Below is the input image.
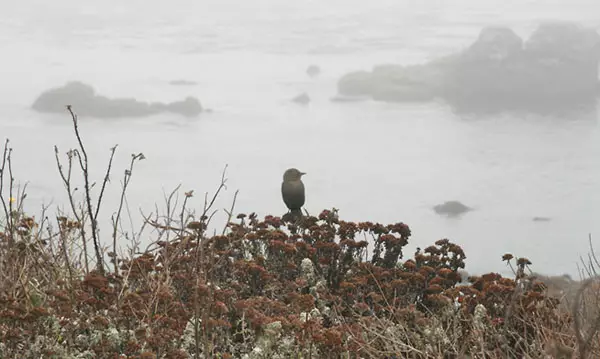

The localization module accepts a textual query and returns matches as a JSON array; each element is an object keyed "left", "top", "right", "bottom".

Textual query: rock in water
[
  {"left": 338, "top": 70, "right": 377, "bottom": 97},
  {"left": 433, "top": 201, "right": 473, "bottom": 217},
  {"left": 306, "top": 65, "right": 321, "bottom": 78},
  {"left": 166, "top": 97, "right": 203, "bottom": 117},
  {"left": 462, "top": 26, "right": 524, "bottom": 63},
  {"left": 336, "top": 21, "right": 600, "bottom": 114},
  {"left": 291, "top": 92, "right": 310, "bottom": 105},
  {"left": 32, "top": 81, "right": 203, "bottom": 118}
]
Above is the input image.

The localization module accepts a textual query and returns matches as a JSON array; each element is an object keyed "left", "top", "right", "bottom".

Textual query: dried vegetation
[{"left": 1, "top": 108, "right": 599, "bottom": 358}]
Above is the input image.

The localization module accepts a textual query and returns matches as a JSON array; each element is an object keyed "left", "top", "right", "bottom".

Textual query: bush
[{"left": 0, "top": 108, "right": 599, "bottom": 358}]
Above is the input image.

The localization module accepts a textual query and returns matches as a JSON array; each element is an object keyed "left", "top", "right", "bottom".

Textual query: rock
[
  {"left": 525, "top": 22, "right": 600, "bottom": 61},
  {"left": 165, "top": 97, "right": 203, "bottom": 117},
  {"left": 525, "top": 22, "right": 600, "bottom": 94},
  {"left": 32, "top": 81, "right": 203, "bottom": 118},
  {"left": 338, "top": 62, "right": 450, "bottom": 103},
  {"left": 291, "top": 92, "right": 310, "bottom": 105},
  {"left": 306, "top": 65, "right": 321, "bottom": 78},
  {"left": 433, "top": 201, "right": 473, "bottom": 217},
  {"left": 361, "top": 65, "right": 429, "bottom": 102},
  {"left": 462, "top": 26, "right": 524, "bottom": 63},
  {"left": 442, "top": 26, "right": 527, "bottom": 108},
  {"left": 447, "top": 22, "right": 600, "bottom": 110},
  {"left": 337, "top": 22, "right": 600, "bottom": 113},
  {"left": 337, "top": 70, "right": 376, "bottom": 96}
]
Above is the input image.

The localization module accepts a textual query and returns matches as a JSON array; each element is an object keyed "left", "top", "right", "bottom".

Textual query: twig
[
  {"left": 57, "top": 216, "right": 75, "bottom": 298},
  {"left": 191, "top": 164, "right": 229, "bottom": 359},
  {"left": 588, "top": 234, "right": 600, "bottom": 275},
  {"left": 35, "top": 201, "right": 52, "bottom": 241},
  {"left": 179, "top": 189, "right": 193, "bottom": 239},
  {"left": 66, "top": 105, "right": 105, "bottom": 274},
  {"left": 111, "top": 152, "right": 145, "bottom": 274},
  {"left": 7, "top": 144, "right": 14, "bottom": 235},
  {"left": 55, "top": 146, "right": 90, "bottom": 273},
  {"left": 222, "top": 189, "right": 239, "bottom": 236},
  {"left": 573, "top": 275, "right": 600, "bottom": 359},
  {"left": 0, "top": 139, "right": 12, "bottom": 238},
  {"left": 94, "top": 145, "right": 118, "bottom": 225},
  {"left": 163, "top": 185, "right": 182, "bottom": 243}
]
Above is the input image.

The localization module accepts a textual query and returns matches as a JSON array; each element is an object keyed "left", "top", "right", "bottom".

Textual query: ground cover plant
[{"left": 1, "top": 107, "right": 599, "bottom": 358}]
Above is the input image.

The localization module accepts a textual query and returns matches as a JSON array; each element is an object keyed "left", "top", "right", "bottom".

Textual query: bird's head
[{"left": 283, "top": 168, "right": 306, "bottom": 182}]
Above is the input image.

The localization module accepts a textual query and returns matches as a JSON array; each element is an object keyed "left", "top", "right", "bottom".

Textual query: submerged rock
[
  {"left": 306, "top": 65, "right": 321, "bottom": 78},
  {"left": 337, "top": 21, "right": 600, "bottom": 113},
  {"left": 291, "top": 92, "right": 310, "bottom": 105},
  {"left": 338, "top": 70, "right": 378, "bottom": 97},
  {"left": 165, "top": 97, "right": 203, "bottom": 116},
  {"left": 433, "top": 201, "right": 473, "bottom": 217},
  {"left": 32, "top": 81, "right": 203, "bottom": 118}
]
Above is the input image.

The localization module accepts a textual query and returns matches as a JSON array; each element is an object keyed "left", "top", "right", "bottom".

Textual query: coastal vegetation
[{"left": 1, "top": 108, "right": 599, "bottom": 358}]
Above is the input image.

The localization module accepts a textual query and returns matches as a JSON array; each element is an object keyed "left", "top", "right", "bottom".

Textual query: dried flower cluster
[
  {"left": 1, "top": 109, "right": 599, "bottom": 358},
  {"left": 1, "top": 207, "right": 596, "bottom": 358}
]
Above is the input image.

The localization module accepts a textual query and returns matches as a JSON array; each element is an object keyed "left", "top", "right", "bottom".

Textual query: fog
[{"left": 1, "top": 0, "right": 599, "bottom": 277}]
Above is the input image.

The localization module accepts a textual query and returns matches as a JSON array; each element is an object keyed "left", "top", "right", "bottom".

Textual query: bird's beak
[{"left": 300, "top": 172, "right": 307, "bottom": 176}]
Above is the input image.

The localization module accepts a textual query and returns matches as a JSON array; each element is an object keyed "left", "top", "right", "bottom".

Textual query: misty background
[{"left": 0, "top": 0, "right": 598, "bottom": 277}]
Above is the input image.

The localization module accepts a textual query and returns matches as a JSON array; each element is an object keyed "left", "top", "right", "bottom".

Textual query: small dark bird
[{"left": 281, "top": 168, "right": 306, "bottom": 218}]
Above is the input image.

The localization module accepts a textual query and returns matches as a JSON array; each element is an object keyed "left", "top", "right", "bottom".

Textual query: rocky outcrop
[
  {"left": 433, "top": 201, "right": 473, "bottom": 217},
  {"left": 338, "top": 62, "right": 448, "bottom": 103},
  {"left": 306, "top": 65, "right": 321, "bottom": 78},
  {"left": 32, "top": 81, "right": 203, "bottom": 118},
  {"left": 337, "top": 22, "right": 600, "bottom": 113},
  {"left": 291, "top": 92, "right": 310, "bottom": 105}
]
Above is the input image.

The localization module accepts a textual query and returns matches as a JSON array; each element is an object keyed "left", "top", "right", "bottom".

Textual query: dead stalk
[
  {"left": 0, "top": 139, "right": 14, "bottom": 239},
  {"left": 111, "top": 152, "right": 145, "bottom": 274}
]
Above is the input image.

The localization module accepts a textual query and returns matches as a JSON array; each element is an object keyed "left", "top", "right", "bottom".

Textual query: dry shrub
[
  {"left": 1, "top": 203, "right": 598, "bottom": 358},
  {"left": 0, "top": 109, "right": 599, "bottom": 358}
]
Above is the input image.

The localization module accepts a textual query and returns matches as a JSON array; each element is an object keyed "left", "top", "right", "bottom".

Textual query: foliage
[{"left": 0, "top": 108, "right": 599, "bottom": 358}]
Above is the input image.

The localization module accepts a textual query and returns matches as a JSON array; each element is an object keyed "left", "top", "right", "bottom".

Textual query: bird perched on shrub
[{"left": 281, "top": 168, "right": 306, "bottom": 220}]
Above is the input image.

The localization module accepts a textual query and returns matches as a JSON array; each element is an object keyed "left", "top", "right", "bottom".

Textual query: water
[{"left": 0, "top": 0, "right": 599, "bottom": 277}]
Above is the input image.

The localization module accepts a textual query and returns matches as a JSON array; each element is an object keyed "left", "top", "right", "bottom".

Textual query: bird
[{"left": 281, "top": 168, "right": 306, "bottom": 219}]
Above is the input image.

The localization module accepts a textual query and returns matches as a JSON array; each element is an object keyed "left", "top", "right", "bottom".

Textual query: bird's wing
[{"left": 281, "top": 180, "right": 305, "bottom": 210}]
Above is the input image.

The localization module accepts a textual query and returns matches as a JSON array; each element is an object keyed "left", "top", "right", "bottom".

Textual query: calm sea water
[{"left": 0, "top": 0, "right": 599, "bottom": 277}]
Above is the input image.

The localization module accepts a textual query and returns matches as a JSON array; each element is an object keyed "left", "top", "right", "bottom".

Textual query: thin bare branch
[
  {"left": 94, "top": 145, "right": 118, "bottom": 224},
  {"left": 111, "top": 152, "right": 144, "bottom": 274},
  {"left": 66, "top": 105, "right": 105, "bottom": 274},
  {"left": 0, "top": 138, "right": 12, "bottom": 237}
]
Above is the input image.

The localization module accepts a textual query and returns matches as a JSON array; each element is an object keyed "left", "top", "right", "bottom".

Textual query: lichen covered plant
[
  {"left": 1, "top": 205, "right": 595, "bottom": 358},
  {"left": 1, "top": 108, "right": 599, "bottom": 358}
]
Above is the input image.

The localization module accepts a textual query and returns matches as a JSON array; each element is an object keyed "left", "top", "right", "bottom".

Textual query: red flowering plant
[{"left": 1, "top": 108, "right": 599, "bottom": 358}]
